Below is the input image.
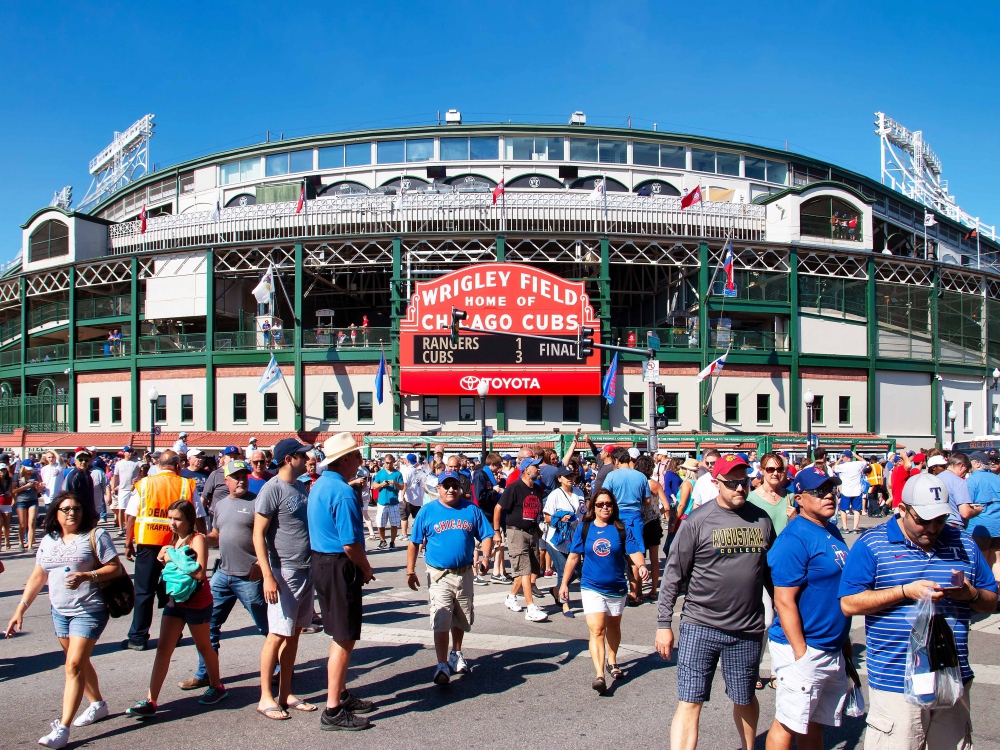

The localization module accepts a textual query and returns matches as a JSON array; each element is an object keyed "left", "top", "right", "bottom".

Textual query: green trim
[
  {"left": 18, "top": 282, "right": 25, "bottom": 426},
  {"left": 293, "top": 243, "right": 304, "bottom": 431},
  {"left": 866, "top": 256, "right": 877, "bottom": 433},
  {"left": 752, "top": 180, "right": 876, "bottom": 206},
  {"left": 391, "top": 238, "right": 402, "bottom": 431},
  {"left": 789, "top": 247, "right": 800, "bottom": 432},
  {"left": 931, "top": 266, "right": 941, "bottom": 447},
  {"left": 129, "top": 256, "right": 140, "bottom": 432},
  {"left": 20, "top": 205, "right": 115, "bottom": 230},
  {"left": 496, "top": 395, "right": 506, "bottom": 431},
  {"left": 599, "top": 238, "right": 610, "bottom": 431},
  {"left": 67, "top": 266, "right": 76, "bottom": 432},
  {"left": 205, "top": 248, "right": 216, "bottom": 431},
  {"left": 496, "top": 235, "right": 505, "bottom": 262},
  {"left": 698, "top": 241, "right": 710, "bottom": 432}
]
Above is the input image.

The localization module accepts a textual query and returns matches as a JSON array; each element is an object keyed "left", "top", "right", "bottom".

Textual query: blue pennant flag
[
  {"left": 375, "top": 349, "right": 387, "bottom": 404},
  {"left": 257, "top": 355, "right": 282, "bottom": 394},
  {"left": 601, "top": 352, "right": 619, "bottom": 405}
]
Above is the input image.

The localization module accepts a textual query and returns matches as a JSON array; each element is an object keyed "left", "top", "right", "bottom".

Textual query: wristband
[
  {"left": 19, "top": 600, "right": 29, "bottom": 610},
  {"left": 406, "top": 570, "right": 416, "bottom": 575},
  {"left": 971, "top": 587, "right": 981, "bottom": 603},
  {"left": 899, "top": 584, "right": 908, "bottom": 602}
]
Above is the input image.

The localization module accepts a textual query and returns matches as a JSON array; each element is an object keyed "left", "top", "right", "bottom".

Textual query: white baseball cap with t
[
  {"left": 901, "top": 473, "right": 951, "bottom": 519},
  {"left": 926, "top": 455, "right": 947, "bottom": 468}
]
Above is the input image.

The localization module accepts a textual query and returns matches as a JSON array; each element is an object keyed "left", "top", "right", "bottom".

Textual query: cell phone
[{"left": 942, "top": 570, "right": 964, "bottom": 590}]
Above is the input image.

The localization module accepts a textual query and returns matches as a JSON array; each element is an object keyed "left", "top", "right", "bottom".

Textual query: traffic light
[
  {"left": 450, "top": 306, "right": 468, "bottom": 344},
  {"left": 577, "top": 326, "right": 595, "bottom": 360},
  {"left": 654, "top": 384, "right": 668, "bottom": 430}
]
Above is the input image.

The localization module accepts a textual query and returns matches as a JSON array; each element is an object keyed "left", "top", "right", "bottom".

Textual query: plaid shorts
[
  {"left": 376, "top": 503, "right": 401, "bottom": 528},
  {"left": 676, "top": 621, "right": 762, "bottom": 706}
]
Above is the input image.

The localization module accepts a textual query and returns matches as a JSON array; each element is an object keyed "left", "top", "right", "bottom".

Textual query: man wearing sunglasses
[
  {"left": 407, "top": 470, "right": 496, "bottom": 686},
  {"left": 248, "top": 450, "right": 275, "bottom": 495},
  {"left": 840, "top": 473, "right": 998, "bottom": 749},
  {"left": 689, "top": 449, "right": 721, "bottom": 508},
  {"left": 657, "top": 453, "right": 776, "bottom": 750}
]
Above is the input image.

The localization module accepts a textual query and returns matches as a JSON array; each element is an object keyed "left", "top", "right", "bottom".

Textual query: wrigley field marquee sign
[{"left": 399, "top": 263, "right": 602, "bottom": 395}]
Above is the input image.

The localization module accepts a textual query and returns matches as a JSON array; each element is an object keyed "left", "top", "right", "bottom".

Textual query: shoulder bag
[{"left": 88, "top": 528, "right": 135, "bottom": 618}]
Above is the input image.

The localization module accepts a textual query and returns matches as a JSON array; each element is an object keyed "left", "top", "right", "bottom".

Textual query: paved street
[{"left": 3, "top": 516, "right": 1000, "bottom": 749}]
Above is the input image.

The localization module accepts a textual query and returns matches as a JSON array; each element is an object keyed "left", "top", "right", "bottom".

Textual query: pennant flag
[
  {"left": 722, "top": 240, "right": 737, "bottom": 298},
  {"left": 601, "top": 352, "right": 619, "bottom": 405},
  {"left": 209, "top": 200, "right": 221, "bottom": 222},
  {"left": 697, "top": 352, "right": 728, "bottom": 382},
  {"left": 708, "top": 187, "right": 735, "bottom": 202},
  {"left": 252, "top": 266, "right": 274, "bottom": 304},
  {"left": 139, "top": 204, "right": 148, "bottom": 233},
  {"left": 964, "top": 228, "right": 978, "bottom": 241},
  {"left": 295, "top": 182, "right": 306, "bottom": 214},
  {"left": 375, "top": 349, "right": 387, "bottom": 404},
  {"left": 492, "top": 177, "right": 505, "bottom": 205},
  {"left": 257, "top": 354, "right": 282, "bottom": 393},
  {"left": 924, "top": 211, "right": 937, "bottom": 227},
  {"left": 680, "top": 186, "right": 702, "bottom": 210},
  {"left": 589, "top": 178, "right": 606, "bottom": 202}
]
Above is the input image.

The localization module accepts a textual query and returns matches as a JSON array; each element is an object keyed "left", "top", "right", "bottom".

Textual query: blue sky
[{"left": 1, "top": 1, "right": 997, "bottom": 259}]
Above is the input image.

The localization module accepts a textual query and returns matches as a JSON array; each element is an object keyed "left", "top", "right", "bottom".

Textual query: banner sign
[{"left": 399, "top": 263, "right": 602, "bottom": 395}]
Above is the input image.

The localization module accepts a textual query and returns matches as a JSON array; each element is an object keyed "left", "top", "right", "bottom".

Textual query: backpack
[{"left": 580, "top": 520, "right": 628, "bottom": 566}]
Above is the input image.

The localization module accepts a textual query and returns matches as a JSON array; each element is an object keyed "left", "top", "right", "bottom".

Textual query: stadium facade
[{"left": 4, "top": 117, "right": 998, "bottom": 455}]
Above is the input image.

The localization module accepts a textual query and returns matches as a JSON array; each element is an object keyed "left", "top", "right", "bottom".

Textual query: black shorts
[
  {"left": 643, "top": 519, "right": 664, "bottom": 548},
  {"left": 312, "top": 552, "right": 363, "bottom": 642},
  {"left": 162, "top": 602, "right": 213, "bottom": 626}
]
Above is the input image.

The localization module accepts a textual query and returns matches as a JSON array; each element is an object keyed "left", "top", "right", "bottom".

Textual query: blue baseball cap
[
  {"left": 792, "top": 467, "right": 841, "bottom": 493},
  {"left": 221, "top": 445, "right": 242, "bottom": 456},
  {"left": 122, "top": 445, "right": 132, "bottom": 452},
  {"left": 439, "top": 470, "right": 463, "bottom": 485},
  {"left": 406, "top": 453, "right": 418, "bottom": 464},
  {"left": 22, "top": 458, "right": 34, "bottom": 467},
  {"left": 273, "top": 438, "right": 312, "bottom": 464},
  {"left": 519, "top": 457, "right": 543, "bottom": 472}
]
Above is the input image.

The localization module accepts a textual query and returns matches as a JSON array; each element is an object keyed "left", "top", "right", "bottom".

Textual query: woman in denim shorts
[
  {"left": 5, "top": 491, "right": 122, "bottom": 748},
  {"left": 127, "top": 500, "right": 228, "bottom": 719}
]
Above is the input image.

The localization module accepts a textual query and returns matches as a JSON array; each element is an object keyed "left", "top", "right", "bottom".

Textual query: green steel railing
[
  {"left": 139, "top": 334, "right": 208, "bottom": 354},
  {"left": 0, "top": 316, "right": 21, "bottom": 343},
  {"left": 0, "top": 397, "right": 19, "bottom": 432},
  {"left": 76, "top": 295, "right": 132, "bottom": 320},
  {"left": 214, "top": 329, "right": 296, "bottom": 351},
  {"left": 302, "top": 328, "right": 392, "bottom": 348},
  {"left": 27, "top": 301, "right": 69, "bottom": 329},
  {"left": 24, "top": 393, "right": 68, "bottom": 431},
  {"left": 608, "top": 327, "right": 699, "bottom": 349},
  {"left": 0, "top": 349, "right": 22, "bottom": 367},
  {"left": 710, "top": 330, "right": 789, "bottom": 351},
  {"left": 26, "top": 343, "right": 69, "bottom": 363},
  {"left": 76, "top": 340, "right": 132, "bottom": 359}
]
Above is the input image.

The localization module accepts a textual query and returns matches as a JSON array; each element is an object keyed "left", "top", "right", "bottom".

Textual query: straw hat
[
  {"left": 319, "top": 432, "right": 361, "bottom": 466},
  {"left": 681, "top": 457, "right": 700, "bottom": 472}
]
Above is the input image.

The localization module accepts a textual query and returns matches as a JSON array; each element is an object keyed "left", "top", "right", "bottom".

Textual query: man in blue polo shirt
[
  {"left": 965, "top": 450, "right": 1000, "bottom": 573},
  {"left": 840, "top": 473, "right": 998, "bottom": 749},
  {"left": 407, "top": 470, "right": 496, "bottom": 686}
]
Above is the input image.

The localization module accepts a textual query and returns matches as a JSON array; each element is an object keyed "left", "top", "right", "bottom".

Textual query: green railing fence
[
  {"left": 26, "top": 343, "right": 69, "bottom": 363},
  {"left": 27, "top": 301, "right": 69, "bottom": 329},
  {"left": 138, "top": 334, "right": 208, "bottom": 354},
  {"left": 215, "top": 329, "right": 295, "bottom": 351},
  {"left": 76, "top": 340, "right": 132, "bottom": 359},
  {"left": 76, "top": 295, "right": 132, "bottom": 320},
  {"left": 302, "top": 328, "right": 392, "bottom": 348}
]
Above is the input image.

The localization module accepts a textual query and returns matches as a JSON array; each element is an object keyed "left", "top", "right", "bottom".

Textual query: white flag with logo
[
  {"left": 252, "top": 266, "right": 274, "bottom": 304},
  {"left": 257, "top": 354, "right": 282, "bottom": 393},
  {"left": 924, "top": 211, "right": 937, "bottom": 227}
]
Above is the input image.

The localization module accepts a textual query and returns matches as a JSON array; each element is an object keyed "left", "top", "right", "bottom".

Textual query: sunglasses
[
  {"left": 718, "top": 478, "right": 751, "bottom": 490},
  {"left": 251, "top": 460, "right": 267, "bottom": 464},
  {"left": 705, "top": 460, "right": 717, "bottom": 467},
  {"left": 594, "top": 501, "right": 614, "bottom": 508},
  {"left": 803, "top": 485, "right": 838, "bottom": 497},
  {"left": 763, "top": 466, "right": 784, "bottom": 473},
  {"left": 58, "top": 506, "right": 84, "bottom": 514},
  {"left": 440, "top": 483, "right": 461, "bottom": 493},
  {"left": 905, "top": 508, "right": 948, "bottom": 527}
]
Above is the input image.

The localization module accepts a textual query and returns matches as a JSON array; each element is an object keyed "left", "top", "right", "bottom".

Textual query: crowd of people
[{"left": 1, "top": 433, "right": 998, "bottom": 749}]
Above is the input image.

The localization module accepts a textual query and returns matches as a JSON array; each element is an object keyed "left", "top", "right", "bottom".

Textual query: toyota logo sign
[{"left": 460, "top": 376, "right": 480, "bottom": 391}]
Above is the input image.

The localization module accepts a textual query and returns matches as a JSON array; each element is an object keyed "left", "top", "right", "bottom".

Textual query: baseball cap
[
  {"left": 74, "top": 448, "right": 91, "bottom": 459},
  {"left": 225, "top": 460, "right": 250, "bottom": 477},
  {"left": 842, "top": 449, "right": 853, "bottom": 457},
  {"left": 969, "top": 450, "right": 989, "bottom": 464},
  {"left": 989, "top": 449, "right": 1000, "bottom": 462},
  {"left": 248, "top": 436, "right": 258, "bottom": 442},
  {"left": 556, "top": 465, "right": 575, "bottom": 478},
  {"left": 912, "top": 453, "right": 927, "bottom": 463},
  {"left": 926, "top": 455, "right": 947, "bottom": 468},
  {"left": 901, "top": 473, "right": 951, "bottom": 519},
  {"left": 221, "top": 445, "right": 242, "bottom": 456},
  {"left": 179, "top": 432, "right": 187, "bottom": 438},
  {"left": 519, "top": 456, "right": 543, "bottom": 472},
  {"left": 601, "top": 445, "right": 615, "bottom": 454},
  {"left": 502, "top": 454, "right": 512, "bottom": 461},
  {"left": 627, "top": 447, "right": 640, "bottom": 460},
  {"left": 188, "top": 448, "right": 204, "bottom": 458},
  {"left": 122, "top": 445, "right": 132, "bottom": 452},
  {"left": 273, "top": 438, "right": 312, "bottom": 464},
  {"left": 406, "top": 453, "right": 417, "bottom": 464},
  {"left": 711, "top": 454, "right": 748, "bottom": 479},
  {"left": 792, "top": 467, "right": 841, "bottom": 493},
  {"left": 438, "top": 470, "right": 463, "bottom": 486}
]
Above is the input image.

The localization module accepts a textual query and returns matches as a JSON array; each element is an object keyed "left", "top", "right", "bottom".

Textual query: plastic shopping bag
[
  {"left": 844, "top": 654, "right": 866, "bottom": 718},
  {"left": 903, "top": 592, "right": 963, "bottom": 708}
]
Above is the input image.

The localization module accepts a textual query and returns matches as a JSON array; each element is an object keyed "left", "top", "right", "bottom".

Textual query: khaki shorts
[
  {"left": 426, "top": 566, "right": 474, "bottom": 633},
  {"left": 506, "top": 528, "right": 540, "bottom": 578},
  {"left": 864, "top": 682, "right": 973, "bottom": 750},
  {"left": 770, "top": 641, "right": 848, "bottom": 735}
]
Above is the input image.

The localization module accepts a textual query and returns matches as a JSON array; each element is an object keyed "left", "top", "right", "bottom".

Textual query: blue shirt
[
  {"left": 837, "top": 516, "right": 997, "bottom": 692},
  {"left": 768, "top": 516, "right": 851, "bottom": 651},
  {"left": 247, "top": 474, "right": 273, "bottom": 495},
  {"left": 373, "top": 469, "right": 403, "bottom": 505},
  {"left": 965, "top": 468, "right": 1000, "bottom": 538},
  {"left": 569, "top": 521, "right": 643, "bottom": 597},
  {"left": 600, "top": 468, "right": 650, "bottom": 517},
  {"left": 937, "top": 469, "right": 973, "bottom": 527},
  {"left": 410, "top": 499, "right": 495, "bottom": 570},
  {"left": 661, "top": 470, "right": 682, "bottom": 502},
  {"left": 308, "top": 471, "right": 365, "bottom": 554}
]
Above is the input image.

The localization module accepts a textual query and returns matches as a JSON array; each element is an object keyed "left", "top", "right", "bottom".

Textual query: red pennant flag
[
  {"left": 964, "top": 228, "right": 978, "bottom": 241},
  {"left": 139, "top": 204, "right": 147, "bottom": 234},
  {"left": 492, "top": 178, "right": 505, "bottom": 205},
  {"left": 295, "top": 183, "right": 305, "bottom": 214},
  {"left": 680, "top": 186, "right": 702, "bottom": 210}
]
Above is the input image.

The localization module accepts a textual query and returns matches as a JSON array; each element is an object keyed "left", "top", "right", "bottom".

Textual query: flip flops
[
  {"left": 283, "top": 699, "right": 317, "bottom": 712},
  {"left": 257, "top": 705, "right": 289, "bottom": 720}
]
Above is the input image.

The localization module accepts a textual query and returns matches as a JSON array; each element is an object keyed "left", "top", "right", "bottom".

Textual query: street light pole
[
  {"left": 948, "top": 405, "right": 957, "bottom": 448},
  {"left": 477, "top": 379, "right": 490, "bottom": 461},
  {"left": 148, "top": 386, "right": 159, "bottom": 454},
  {"left": 804, "top": 389, "right": 815, "bottom": 461}
]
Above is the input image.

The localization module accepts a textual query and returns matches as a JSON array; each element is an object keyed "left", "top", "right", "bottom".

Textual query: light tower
[{"left": 78, "top": 114, "right": 156, "bottom": 213}]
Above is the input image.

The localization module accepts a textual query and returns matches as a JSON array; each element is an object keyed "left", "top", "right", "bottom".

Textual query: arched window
[
  {"left": 507, "top": 173, "right": 564, "bottom": 190},
  {"left": 320, "top": 181, "right": 370, "bottom": 197},
  {"left": 29, "top": 220, "right": 69, "bottom": 262},
  {"left": 568, "top": 175, "right": 628, "bottom": 192},
  {"left": 633, "top": 179, "right": 681, "bottom": 197},
  {"left": 380, "top": 176, "right": 429, "bottom": 194},
  {"left": 445, "top": 174, "right": 498, "bottom": 190},
  {"left": 800, "top": 196, "right": 863, "bottom": 242},
  {"left": 225, "top": 193, "right": 256, "bottom": 207}
]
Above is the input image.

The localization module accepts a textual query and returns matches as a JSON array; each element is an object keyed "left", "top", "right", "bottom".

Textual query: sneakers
[
  {"left": 543, "top": 570, "right": 556, "bottom": 577},
  {"left": 388, "top": 542, "right": 396, "bottom": 550},
  {"left": 320, "top": 706, "right": 371, "bottom": 731},
  {"left": 339, "top": 690, "right": 375, "bottom": 714},
  {"left": 433, "top": 664, "right": 451, "bottom": 685},
  {"left": 490, "top": 574, "right": 508, "bottom": 584},
  {"left": 531, "top": 584, "right": 547, "bottom": 598},
  {"left": 448, "top": 650, "right": 470, "bottom": 675},
  {"left": 198, "top": 685, "right": 229, "bottom": 705},
  {"left": 505, "top": 594, "right": 523, "bottom": 612},
  {"left": 377, "top": 541, "right": 388, "bottom": 550},
  {"left": 473, "top": 575, "right": 490, "bottom": 586},
  {"left": 524, "top": 604, "right": 547, "bottom": 622},
  {"left": 38, "top": 720, "right": 69, "bottom": 748},
  {"left": 126, "top": 700, "right": 157, "bottom": 719},
  {"left": 73, "top": 700, "right": 109, "bottom": 727},
  {"left": 177, "top": 676, "right": 209, "bottom": 691}
]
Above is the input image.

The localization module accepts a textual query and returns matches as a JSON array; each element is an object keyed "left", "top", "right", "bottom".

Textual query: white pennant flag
[
  {"left": 589, "top": 178, "right": 606, "bottom": 202},
  {"left": 924, "top": 211, "right": 937, "bottom": 227},
  {"left": 257, "top": 354, "right": 282, "bottom": 393},
  {"left": 252, "top": 266, "right": 274, "bottom": 304},
  {"left": 209, "top": 199, "right": 221, "bottom": 222}
]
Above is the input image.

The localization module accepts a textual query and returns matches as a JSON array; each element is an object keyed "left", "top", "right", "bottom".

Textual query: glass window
[
  {"left": 569, "top": 138, "right": 598, "bottom": 162},
  {"left": 89, "top": 398, "right": 99, "bottom": 424},
  {"left": 767, "top": 161, "right": 788, "bottom": 185},
  {"left": 318, "top": 146, "right": 344, "bottom": 169},
  {"left": 839, "top": 396, "right": 851, "bottom": 425},
  {"left": 459, "top": 396, "right": 475, "bottom": 422},
  {"left": 598, "top": 139, "right": 628, "bottom": 164},
  {"left": 289, "top": 149, "right": 313, "bottom": 173},
  {"left": 800, "top": 196, "right": 863, "bottom": 242},
  {"left": 263, "top": 393, "right": 278, "bottom": 422},
  {"left": 220, "top": 161, "right": 241, "bottom": 185},
  {"left": 964, "top": 402, "right": 971, "bottom": 430},
  {"left": 422, "top": 396, "right": 439, "bottom": 422},
  {"left": 664, "top": 393, "right": 679, "bottom": 423},
  {"left": 725, "top": 393, "right": 739, "bottom": 423},
  {"left": 28, "top": 220, "right": 69, "bottom": 262},
  {"left": 633, "top": 142, "right": 660, "bottom": 167},
  {"left": 469, "top": 136, "right": 499, "bottom": 160},
  {"left": 563, "top": 395, "right": 580, "bottom": 423},
  {"left": 323, "top": 392, "right": 339, "bottom": 422},
  {"left": 265, "top": 153, "right": 289, "bottom": 177},
  {"left": 628, "top": 392, "right": 644, "bottom": 422},
  {"left": 181, "top": 394, "right": 193, "bottom": 423},
  {"left": 377, "top": 140, "right": 405, "bottom": 164},
  {"left": 812, "top": 395, "right": 825, "bottom": 424},
  {"left": 440, "top": 137, "right": 468, "bottom": 160},
  {"left": 745, "top": 157, "right": 767, "bottom": 181},
  {"left": 405, "top": 138, "right": 434, "bottom": 162},
  {"left": 526, "top": 396, "right": 543, "bottom": 422},
  {"left": 345, "top": 142, "right": 371, "bottom": 166},
  {"left": 661, "top": 145, "right": 686, "bottom": 168},
  {"left": 716, "top": 152, "right": 740, "bottom": 176},
  {"left": 111, "top": 396, "right": 122, "bottom": 424},
  {"left": 358, "top": 392, "right": 373, "bottom": 421},
  {"left": 993, "top": 403, "right": 999, "bottom": 431},
  {"left": 757, "top": 393, "right": 770, "bottom": 423},
  {"left": 691, "top": 149, "right": 716, "bottom": 173},
  {"left": 155, "top": 395, "right": 166, "bottom": 423},
  {"left": 233, "top": 393, "right": 247, "bottom": 422},
  {"left": 240, "top": 157, "right": 262, "bottom": 182},
  {"left": 506, "top": 136, "right": 564, "bottom": 161}
]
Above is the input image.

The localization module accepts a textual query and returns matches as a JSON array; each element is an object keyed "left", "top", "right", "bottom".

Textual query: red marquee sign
[{"left": 399, "top": 263, "right": 602, "bottom": 396}]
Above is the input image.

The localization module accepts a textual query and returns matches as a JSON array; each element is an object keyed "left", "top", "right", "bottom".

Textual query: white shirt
[
  {"left": 113, "top": 459, "right": 140, "bottom": 493},
  {"left": 833, "top": 459, "right": 869, "bottom": 497},
  {"left": 403, "top": 465, "right": 426, "bottom": 506},
  {"left": 90, "top": 467, "right": 108, "bottom": 513},
  {"left": 245, "top": 444, "right": 258, "bottom": 460},
  {"left": 40, "top": 463, "right": 64, "bottom": 504},
  {"left": 691, "top": 472, "right": 719, "bottom": 508},
  {"left": 173, "top": 439, "right": 188, "bottom": 454}
]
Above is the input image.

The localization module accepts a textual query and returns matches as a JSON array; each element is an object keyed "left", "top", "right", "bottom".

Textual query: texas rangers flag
[
  {"left": 139, "top": 204, "right": 147, "bottom": 233},
  {"left": 295, "top": 182, "right": 306, "bottom": 214},
  {"left": 680, "top": 186, "right": 702, "bottom": 210},
  {"left": 492, "top": 177, "right": 505, "bottom": 205},
  {"left": 602, "top": 352, "right": 619, "bottom": 404},
  {"left": 697, "top": 352, "right": 728, "bottom": 382},
  {"left": 257, "top": 355, "right": 283, "bottom": 393},
  {"left": 722, "top": 240, "right": 737, "bottom": 298}
]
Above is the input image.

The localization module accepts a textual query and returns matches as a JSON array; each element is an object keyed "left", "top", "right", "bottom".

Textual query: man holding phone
[{"left": 935, "top": 453, "right": 982, "bottom": 529}]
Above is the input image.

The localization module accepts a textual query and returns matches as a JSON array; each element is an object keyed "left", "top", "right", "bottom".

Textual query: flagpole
[
  {"left": 501, "top": 165, "right": 506, "bottom": 234},
  {"left": 703, "top": 346, "right": 732, "bottom": 417},
  {"left": 977, "top": 219, "right": 981, "bottom": 269},
  {"left": 602, "top": 172, "right": 608, "bottom": 234},
  {"left": 279, "top": 367, "right": 299, "bottom": 411}
]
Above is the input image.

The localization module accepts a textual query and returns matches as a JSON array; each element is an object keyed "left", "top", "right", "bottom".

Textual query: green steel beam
[
  {"left": 788, "top": 247, "right": 800, "bottom": 432},
  {"left": 293, "top": 243, "right": 304, "bottom": 431},
  {"left": 496, "top": 395, "right": 506, "bottom": 431},
  {"left": 698, "top": 241, "right": 710, "bottom": 432},
  {"left": 599, "top": 237, "right": 610, "bottom": 431},
  {"left": 866, "top": 256, "right": 877, "bottom": 433},
  {"left": 496, "top": 235, "right": 505, "bottom": 262},
  {"left": 205, "top": 248, "right": 216, "bottom": 431},
  {"left": 18, "top": 281, "right": 26, "bottom": 427},
  {"left": 67, "top": 266, "right": 76, "bottom": 432},
  {"left": 391, "top": 237, "right": 402, "bottom": 431},
  {"left": 130, "top": 257, "right": 140, "bottom": 432},
  {"left": 931, "top": 266, "right": 941, "bottom": 447}
]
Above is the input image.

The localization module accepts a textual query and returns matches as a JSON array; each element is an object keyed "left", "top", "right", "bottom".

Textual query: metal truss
[
  {"left": 987, "top": 278, "right": 1000, "bottom": 302},
  {"left": 939, "top": 268, "right": 983, "bottom": 296},
  {"left": 138, "top": 258, "right": 155, "bottom": 279},
  {"left": 26, "top": 269, "right": 70, "bottom": 296},
  {"left": 709, "top": 245, "right": 789, "bottom": 273},
  {"left": 0, "top": 279, "right": 19, "bottom": 305},
  {"left": 404, "top": 237, "right": 496, "bottom": 266},
  {"left": 79, "top": 114, "right": 155, "bottom": 213},
  {"left": 797, "top": 250, "right": 869, "bottom": 279},
  {"left": 215, "top": 245, "right": 296, "bottom": 273},
  {"left": 874, "top": 260, "right": 933, "bottom": 287},
  {"left": 305, "top": 240, "right": 395, "bottom": 268},
  {"left": 504, "top": 237, "right": 600, "bottom": 264},
  {"left": 76, "top": 258, "right": 133, "bottom": 288},
  {"left": 608, "top": 239, "right": 701, "bottom": 266}
]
